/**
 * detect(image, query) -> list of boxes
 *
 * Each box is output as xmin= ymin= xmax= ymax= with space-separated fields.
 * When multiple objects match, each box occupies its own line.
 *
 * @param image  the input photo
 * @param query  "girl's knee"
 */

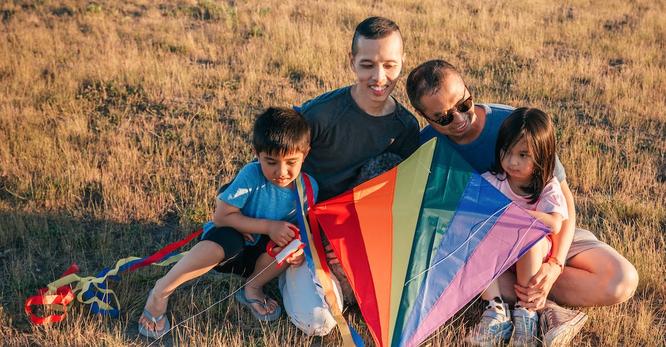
xmin=520 ymin=238 xmax=550 ymax=260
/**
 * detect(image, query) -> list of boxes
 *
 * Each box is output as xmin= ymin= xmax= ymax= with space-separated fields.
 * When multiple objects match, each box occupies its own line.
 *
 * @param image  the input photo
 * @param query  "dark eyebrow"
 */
xmin=359 ymin=59 xmax=400 ymax=64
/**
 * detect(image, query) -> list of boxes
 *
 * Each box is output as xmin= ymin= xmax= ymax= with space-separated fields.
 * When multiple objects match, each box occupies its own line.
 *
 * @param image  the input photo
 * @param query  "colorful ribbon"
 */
xmin=25 ymin=228 xmax=202 ymax=324
xmin=295 ymin=175 xmax=364 ymax=346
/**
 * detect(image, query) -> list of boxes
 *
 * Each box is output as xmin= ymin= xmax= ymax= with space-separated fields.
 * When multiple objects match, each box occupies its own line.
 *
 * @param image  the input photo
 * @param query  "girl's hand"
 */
xmin=514 ymin=261 xmax=562 ymax=310
xmin=267 ymin=221 xmax=296 ymax=246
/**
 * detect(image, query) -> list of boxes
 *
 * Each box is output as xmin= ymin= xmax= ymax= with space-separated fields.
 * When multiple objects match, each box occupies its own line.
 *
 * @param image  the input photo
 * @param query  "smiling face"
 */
xmin=349 ymin=31 xmax=404 ymax=111
xmin=500 ymin=136 xmax=535 ymax=188
xmin=417 ymin=74 xmax=478 ymax=143
xmin=257 ymin=150 xmax=307 ymax=188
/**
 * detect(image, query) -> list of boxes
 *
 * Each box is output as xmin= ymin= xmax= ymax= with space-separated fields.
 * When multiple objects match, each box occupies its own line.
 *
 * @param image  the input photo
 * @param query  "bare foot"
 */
xmin=138 ymin=289 xmax=169 ymax=333
xmin=243 ymin=285 xmax=278 ymax=315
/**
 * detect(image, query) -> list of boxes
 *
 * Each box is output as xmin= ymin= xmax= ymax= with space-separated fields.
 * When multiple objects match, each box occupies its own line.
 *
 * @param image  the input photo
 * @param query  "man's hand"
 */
xmin=267 ymin=221 xmax=296 ymax=246
xmin=514 ymin=261 xmax=562 ymax=310
xmin=325 ymin=244 xmax=339 ymax=265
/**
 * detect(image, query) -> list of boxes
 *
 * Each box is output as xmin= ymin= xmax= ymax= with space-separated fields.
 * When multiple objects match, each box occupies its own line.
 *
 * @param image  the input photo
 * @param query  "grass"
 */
xmin=0 ymin=0 xmax=664 ymax=346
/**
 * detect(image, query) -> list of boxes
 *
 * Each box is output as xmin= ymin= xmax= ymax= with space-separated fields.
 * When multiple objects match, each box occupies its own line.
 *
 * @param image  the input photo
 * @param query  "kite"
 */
xmin=310 ymin=138 xmax=550 ymax=347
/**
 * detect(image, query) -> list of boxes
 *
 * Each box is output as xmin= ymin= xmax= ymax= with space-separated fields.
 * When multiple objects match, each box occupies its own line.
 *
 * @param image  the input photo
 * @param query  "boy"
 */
xmin=138 ymin=107 xmax=317 ymax=338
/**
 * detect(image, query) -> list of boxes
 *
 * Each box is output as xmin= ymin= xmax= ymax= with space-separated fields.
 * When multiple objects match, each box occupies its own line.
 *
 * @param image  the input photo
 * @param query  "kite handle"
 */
xmin=266 ymin=226 xmax=303 ymax=265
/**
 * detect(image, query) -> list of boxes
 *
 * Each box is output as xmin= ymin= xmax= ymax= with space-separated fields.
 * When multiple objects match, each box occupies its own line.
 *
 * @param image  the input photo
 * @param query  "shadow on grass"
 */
xmin=1 ymin=209 xmax=487 ymax=346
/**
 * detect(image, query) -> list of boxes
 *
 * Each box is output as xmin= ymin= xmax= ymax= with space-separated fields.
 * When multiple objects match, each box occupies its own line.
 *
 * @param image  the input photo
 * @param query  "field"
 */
xmin=0 ymin=0 xmax=664 ymax=346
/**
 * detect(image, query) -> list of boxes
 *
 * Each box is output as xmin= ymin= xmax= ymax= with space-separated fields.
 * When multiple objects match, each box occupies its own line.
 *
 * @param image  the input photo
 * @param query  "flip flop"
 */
xmin=235 ymin=288 xmax=282 ymax=322
xmin=138 ymin=291 xmax=171 ymax=339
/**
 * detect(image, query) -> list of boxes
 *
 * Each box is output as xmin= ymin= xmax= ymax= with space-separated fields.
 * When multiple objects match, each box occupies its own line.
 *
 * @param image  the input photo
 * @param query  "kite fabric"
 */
xmin=311 ymin=138 xmax=550 ymax=347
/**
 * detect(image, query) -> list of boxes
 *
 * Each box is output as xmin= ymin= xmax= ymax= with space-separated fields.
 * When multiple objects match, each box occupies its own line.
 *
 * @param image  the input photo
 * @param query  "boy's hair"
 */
xmin=351 ymin=16 xmax=402 ymax=56
xmin=252 ymin=107 xmax=310 ymax=156
xmin=406 ymin=59 xmax=462 ymax=115
xmin=491 ymin=107 xmax=557 ymax=204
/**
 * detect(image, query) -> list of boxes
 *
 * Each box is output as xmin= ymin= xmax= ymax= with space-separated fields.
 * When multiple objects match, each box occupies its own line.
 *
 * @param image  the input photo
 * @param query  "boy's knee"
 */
xmin=289 ymin=307 xmax=337 ymax=336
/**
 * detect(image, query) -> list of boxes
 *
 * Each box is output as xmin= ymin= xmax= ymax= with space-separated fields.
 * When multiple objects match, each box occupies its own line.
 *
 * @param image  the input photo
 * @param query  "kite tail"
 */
xmin=24 ymin=228 xmax=203 ymax=325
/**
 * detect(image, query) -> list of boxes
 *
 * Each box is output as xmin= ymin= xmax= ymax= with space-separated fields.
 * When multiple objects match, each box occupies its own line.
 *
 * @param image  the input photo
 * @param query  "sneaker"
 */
xmin=465 ymin=301 xmax=513 ymax=346
xmin=540 ymin=300 xmax=588 ymax=347
xmin=512 ymin=307 xmax=539 ymax=347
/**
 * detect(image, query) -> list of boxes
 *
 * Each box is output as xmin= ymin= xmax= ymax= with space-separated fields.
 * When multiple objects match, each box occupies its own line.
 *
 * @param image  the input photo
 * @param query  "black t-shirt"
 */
xmin=300 ymin=86 xmax=420 ymax=200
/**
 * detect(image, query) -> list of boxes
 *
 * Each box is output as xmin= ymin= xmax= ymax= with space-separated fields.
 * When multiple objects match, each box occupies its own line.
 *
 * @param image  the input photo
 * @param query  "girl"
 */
xmin=466 ymin=107 xmax=568 ymax=346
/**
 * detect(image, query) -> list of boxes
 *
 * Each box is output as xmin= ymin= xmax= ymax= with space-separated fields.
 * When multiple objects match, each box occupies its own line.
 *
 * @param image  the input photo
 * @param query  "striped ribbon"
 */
xmin=295 ymin=175 xmax=364 ymax=346
xmin=25 ymin=228 xmax=202 ymax=324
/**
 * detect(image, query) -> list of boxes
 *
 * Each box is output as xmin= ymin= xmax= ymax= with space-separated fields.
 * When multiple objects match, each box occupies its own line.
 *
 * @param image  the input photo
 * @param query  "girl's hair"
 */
xmin=491 ymin=107 xmax=557 ymax=204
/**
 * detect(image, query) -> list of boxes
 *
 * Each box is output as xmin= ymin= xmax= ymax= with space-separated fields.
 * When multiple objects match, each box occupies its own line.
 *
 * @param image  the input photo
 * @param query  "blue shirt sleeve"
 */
xmin=217 ymin=163 xmax=262 ymax=209
xmin=419 ymin=125 xmax=437 ymax=145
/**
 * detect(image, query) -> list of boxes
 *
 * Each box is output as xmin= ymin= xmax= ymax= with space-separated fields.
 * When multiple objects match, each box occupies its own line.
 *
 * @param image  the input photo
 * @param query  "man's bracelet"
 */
xmin=546 ymin=256 xmax=565 ymax=273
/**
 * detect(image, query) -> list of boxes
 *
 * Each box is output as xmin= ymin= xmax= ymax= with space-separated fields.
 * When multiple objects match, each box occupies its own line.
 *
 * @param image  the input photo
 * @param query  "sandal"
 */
xmin=138 ymin=291 xmax=171 ymax=339
xmin=235 ymin=288 xmax=282 ymax=322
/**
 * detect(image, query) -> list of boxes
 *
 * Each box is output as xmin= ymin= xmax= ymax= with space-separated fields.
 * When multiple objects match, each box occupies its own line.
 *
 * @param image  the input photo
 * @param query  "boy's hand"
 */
xmin=267 ymin=221 xmax=296 ymax=246
xmin=285 ymin=249 xmax=305 ymax=267
xmin=240 ymin=232 xmax=255 ymax=243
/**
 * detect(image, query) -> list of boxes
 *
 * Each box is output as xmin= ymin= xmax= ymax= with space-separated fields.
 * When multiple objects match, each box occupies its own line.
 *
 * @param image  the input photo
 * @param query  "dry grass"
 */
xmin=0 ymin=0 xmax=664 ymax=346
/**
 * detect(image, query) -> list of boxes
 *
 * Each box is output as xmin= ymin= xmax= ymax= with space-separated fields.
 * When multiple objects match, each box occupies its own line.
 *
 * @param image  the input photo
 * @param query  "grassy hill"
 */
xmin=0 ymin=0 xmax=664 ymax=345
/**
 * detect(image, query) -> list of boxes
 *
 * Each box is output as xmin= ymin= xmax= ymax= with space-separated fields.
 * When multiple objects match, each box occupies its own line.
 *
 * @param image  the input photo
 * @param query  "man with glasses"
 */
xmin=406 ymin=60 xmax=638 ymax=346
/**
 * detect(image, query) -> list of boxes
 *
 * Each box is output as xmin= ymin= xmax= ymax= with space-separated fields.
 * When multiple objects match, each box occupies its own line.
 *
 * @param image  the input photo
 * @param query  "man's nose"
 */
xmin=372 ymin=67 xmax=386 ymax=83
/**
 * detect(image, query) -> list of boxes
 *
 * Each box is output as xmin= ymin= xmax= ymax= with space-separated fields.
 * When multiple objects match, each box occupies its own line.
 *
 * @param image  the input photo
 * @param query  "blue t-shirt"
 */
xmin=211 ymin=162 xmax=319 ymax=245
xmin=420 ymin=103 xmax=566 ymax=182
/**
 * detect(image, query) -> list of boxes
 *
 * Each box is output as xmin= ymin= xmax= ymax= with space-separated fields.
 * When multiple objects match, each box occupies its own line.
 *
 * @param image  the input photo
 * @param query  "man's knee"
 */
xmin=605 ymin=260 xmax=639 ymax=304
xmin=288 ymin=307 xmax=337 ymax=336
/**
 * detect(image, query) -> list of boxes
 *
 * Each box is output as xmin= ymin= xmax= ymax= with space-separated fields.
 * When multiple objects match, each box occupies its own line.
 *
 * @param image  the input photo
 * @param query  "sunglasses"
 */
xmin=428 ymin=93 xmax=474 ymax=126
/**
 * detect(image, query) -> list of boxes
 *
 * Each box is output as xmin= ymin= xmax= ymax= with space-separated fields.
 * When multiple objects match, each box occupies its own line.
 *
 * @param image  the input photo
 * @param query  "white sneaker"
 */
xmin=465 ymin=301 xmax=513 ymax=346
xmin=512 ymin=307 xmax=539 ymax=347
xmin=540 ymin=300 xmax=588 ymax=347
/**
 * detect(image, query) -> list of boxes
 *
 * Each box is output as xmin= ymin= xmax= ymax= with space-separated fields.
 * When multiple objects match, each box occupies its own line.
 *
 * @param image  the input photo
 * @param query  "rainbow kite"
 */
xmin=311 ymin=138 xmax=549 ymax=347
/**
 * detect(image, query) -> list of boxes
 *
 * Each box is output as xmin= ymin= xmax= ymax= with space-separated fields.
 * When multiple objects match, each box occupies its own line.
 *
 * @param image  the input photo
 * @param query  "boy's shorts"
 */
xmin=201 ymin=226 xmax=270 ymax=276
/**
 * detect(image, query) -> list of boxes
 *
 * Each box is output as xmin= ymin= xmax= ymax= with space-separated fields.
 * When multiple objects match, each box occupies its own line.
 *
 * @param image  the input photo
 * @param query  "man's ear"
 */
xmin=302 ymin=147 xmax=310 ymax=158
xmin=348 ymin=52 xmax=356 ymax=73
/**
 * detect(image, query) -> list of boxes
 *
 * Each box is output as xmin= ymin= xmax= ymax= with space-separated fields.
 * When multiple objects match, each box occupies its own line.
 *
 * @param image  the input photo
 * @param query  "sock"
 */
xmin=514 ymin=303 xmax=538 ymax=318
xmin=486 ymin=297 xmax=506 ymax=313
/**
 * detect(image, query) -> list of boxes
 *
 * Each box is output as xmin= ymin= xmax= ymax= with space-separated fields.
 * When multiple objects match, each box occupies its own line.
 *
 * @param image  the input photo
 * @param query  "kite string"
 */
xmin=415 ymin=219 xmax=541 ymax=346
xmin=404 ymin=203 xmax=511 ymax=286
xmin=146 ymin=256 xmax=276 ymax=347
